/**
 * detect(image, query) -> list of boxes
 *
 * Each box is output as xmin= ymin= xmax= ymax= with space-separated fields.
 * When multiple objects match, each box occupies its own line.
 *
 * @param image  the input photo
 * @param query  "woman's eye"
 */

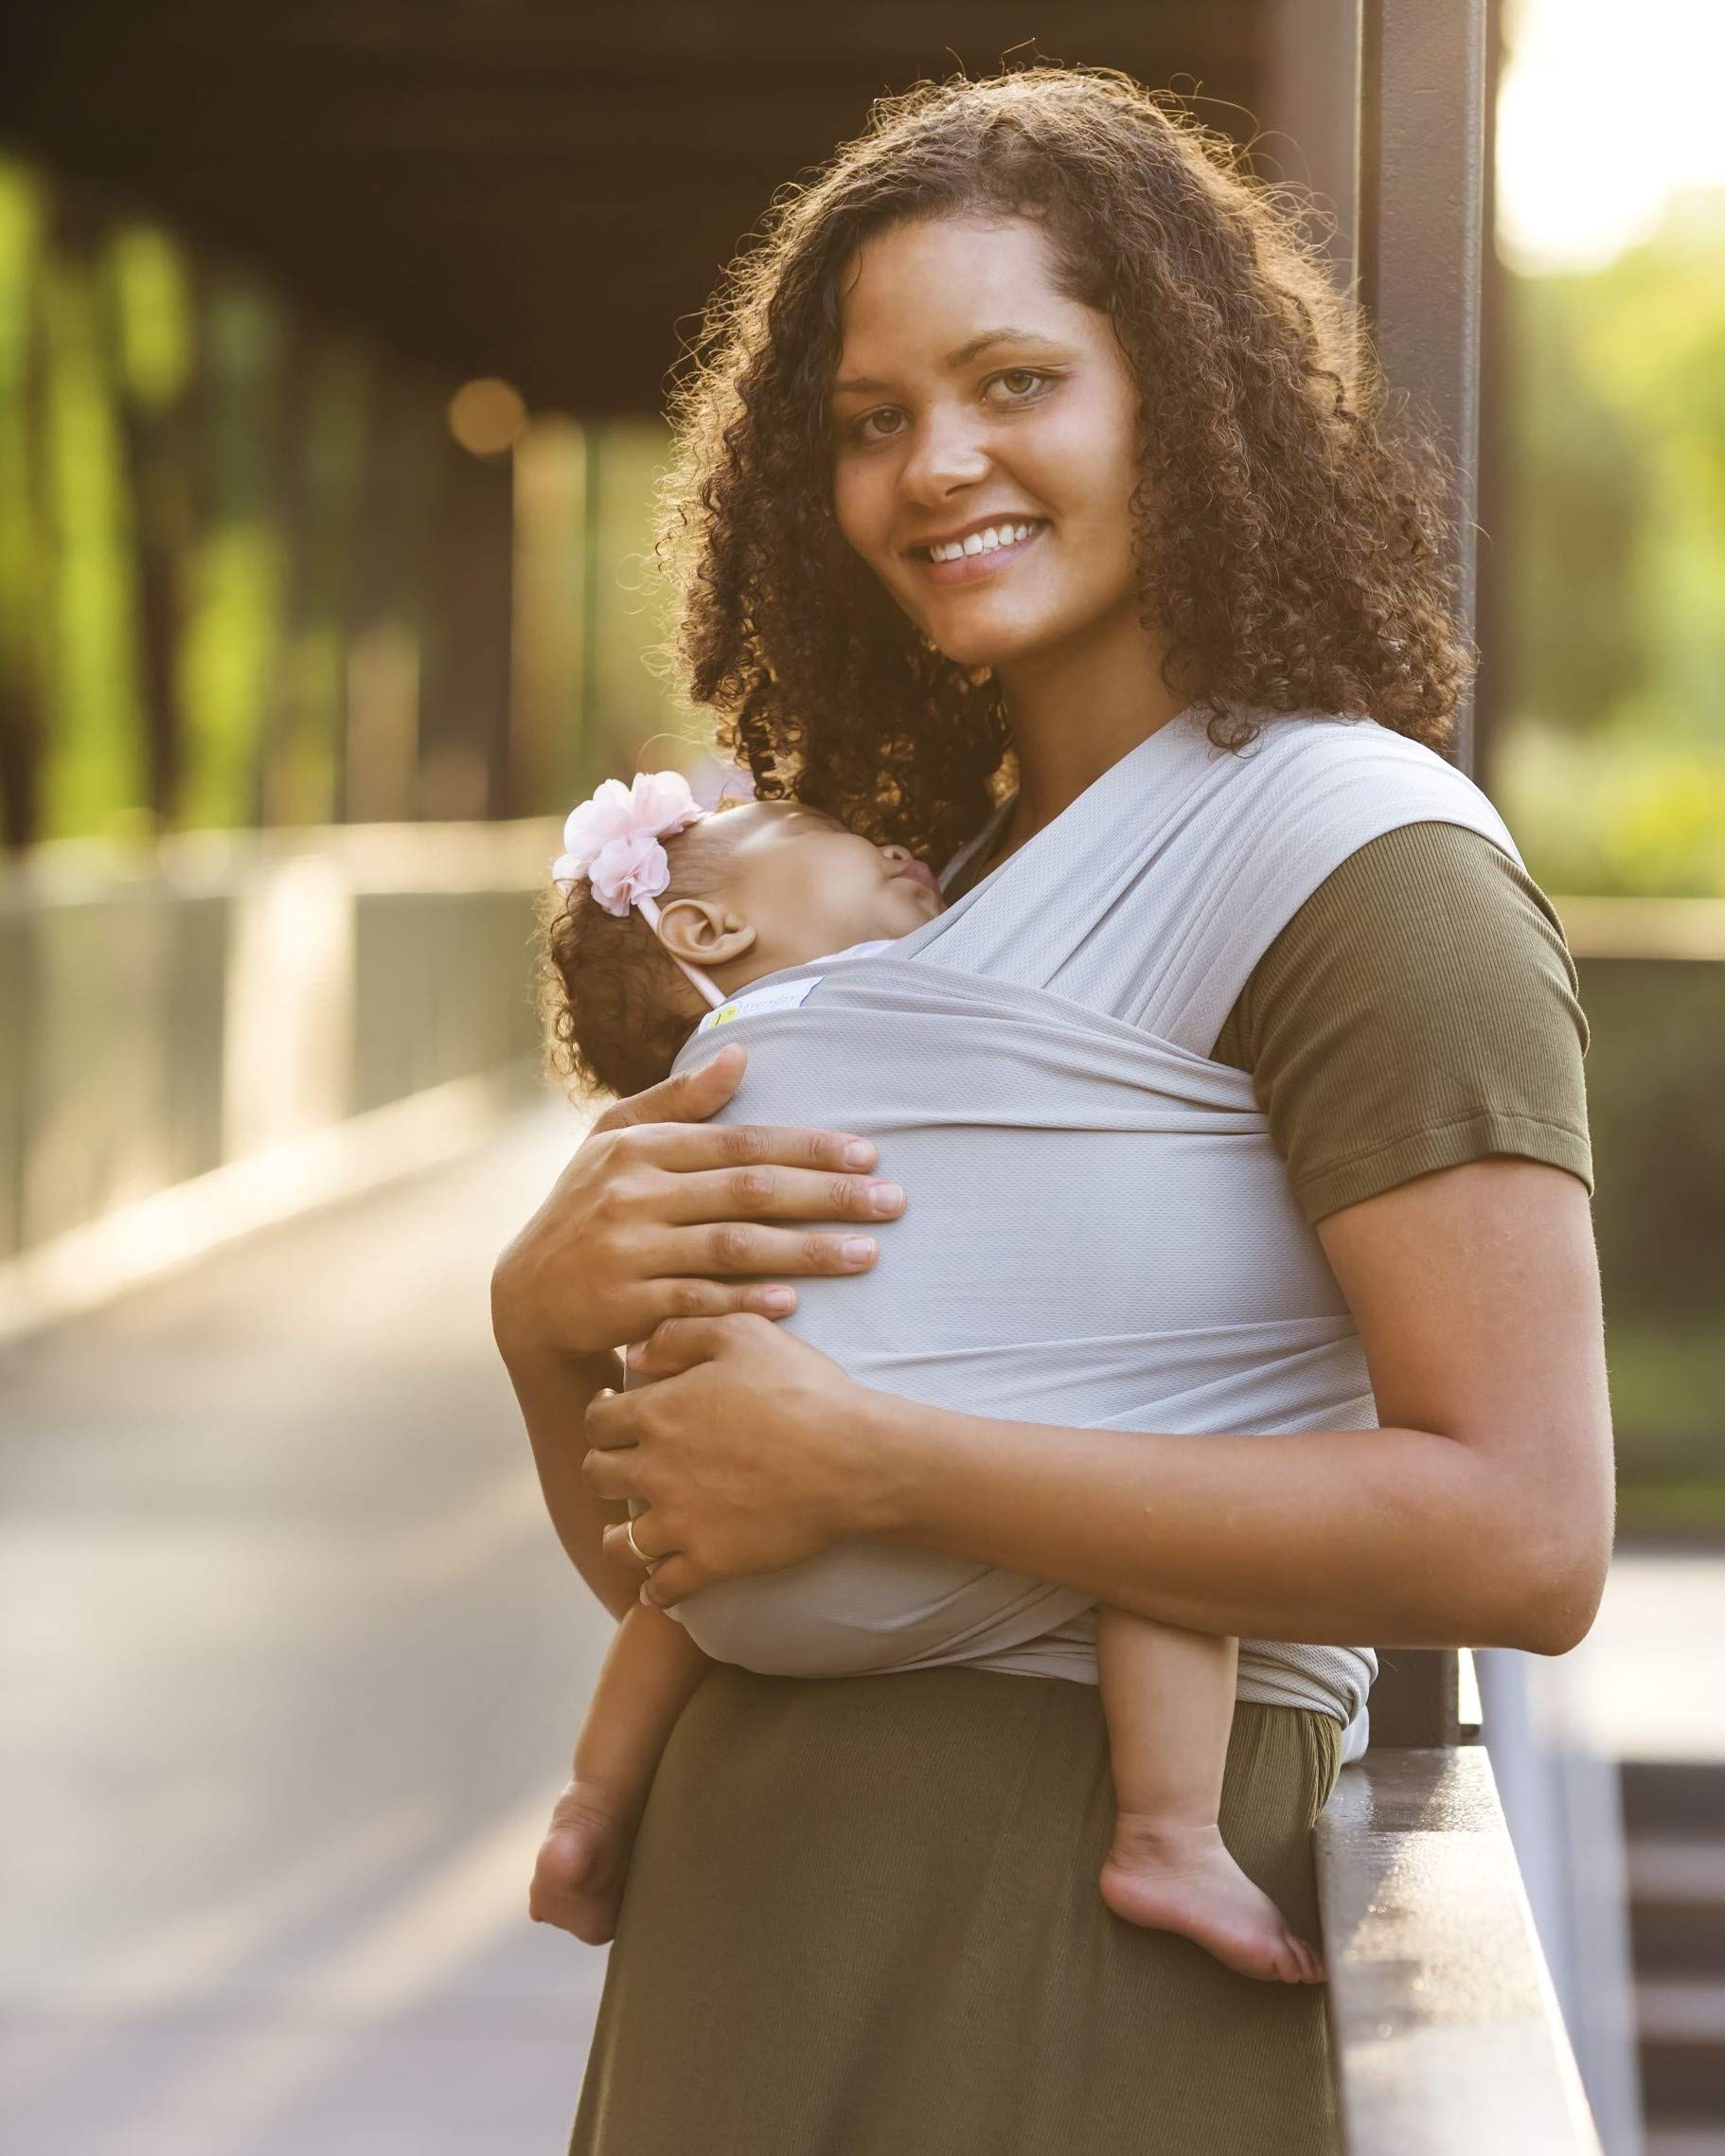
xmin=845 ymin=370 xmax=1050 ymax=445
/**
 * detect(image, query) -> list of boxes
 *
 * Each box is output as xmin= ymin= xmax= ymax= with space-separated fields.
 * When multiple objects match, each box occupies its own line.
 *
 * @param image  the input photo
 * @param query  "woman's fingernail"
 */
xmin=762 ymin=1287 xmax=794 ymax=1311
xmin=842 ymin=1140 xmax=876 ymax=1167
xmin=841 ymin=1237 xmax=877 ymax=1266
xmin=625 ymin=1341 xmax=646 ymax=1364
xmin=868 ymin=1181 xmax=904 ymax=1215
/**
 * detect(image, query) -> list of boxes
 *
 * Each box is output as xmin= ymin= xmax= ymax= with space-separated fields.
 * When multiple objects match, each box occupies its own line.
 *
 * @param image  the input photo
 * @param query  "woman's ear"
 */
xmin=654 ymin=896 xmax=756 ymax=968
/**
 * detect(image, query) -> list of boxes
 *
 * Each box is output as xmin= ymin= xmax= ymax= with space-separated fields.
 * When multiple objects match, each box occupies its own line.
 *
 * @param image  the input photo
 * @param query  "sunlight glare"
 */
xmin=1498 ymin=0 xmax=1725 ymax=272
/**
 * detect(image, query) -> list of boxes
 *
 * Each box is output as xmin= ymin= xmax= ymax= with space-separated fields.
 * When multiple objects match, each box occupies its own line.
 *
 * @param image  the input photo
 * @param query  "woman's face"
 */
xmin=828 ymin=214 xmax=1144 ymax=673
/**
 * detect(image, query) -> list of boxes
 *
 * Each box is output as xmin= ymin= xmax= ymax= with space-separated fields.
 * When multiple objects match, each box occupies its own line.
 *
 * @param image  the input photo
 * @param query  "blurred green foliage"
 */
xmin=0 ymin=151 xmax=681 ymax=846
xmin=1499 ymin=202 xmax=1725 ymax=894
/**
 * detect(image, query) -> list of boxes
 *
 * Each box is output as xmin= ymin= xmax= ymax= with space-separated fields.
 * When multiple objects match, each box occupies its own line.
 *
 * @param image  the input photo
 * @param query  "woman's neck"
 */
xmin=991 ymin=615 xmax=1193 ymax=853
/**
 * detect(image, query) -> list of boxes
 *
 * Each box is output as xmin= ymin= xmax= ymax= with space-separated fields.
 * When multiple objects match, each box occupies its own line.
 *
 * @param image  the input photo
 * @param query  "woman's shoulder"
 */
xmin=1212 ymin=815 xmax=1592 ymax=1225
xmin=1218 ymin=711 xmax=1519 ymax=863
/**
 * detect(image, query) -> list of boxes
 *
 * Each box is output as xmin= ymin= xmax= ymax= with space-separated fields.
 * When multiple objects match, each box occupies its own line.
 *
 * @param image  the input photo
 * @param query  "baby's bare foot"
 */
xmin=528 ymin=1780 xmax=638 ymax=1945
xmin=1099 ymin=1815 xmax=1325 ymax=1985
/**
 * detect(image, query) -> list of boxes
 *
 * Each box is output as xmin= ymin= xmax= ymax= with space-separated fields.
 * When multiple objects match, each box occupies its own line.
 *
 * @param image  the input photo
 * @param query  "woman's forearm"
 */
xmin=856 ymin=1392 xmax=1573 ymax=1653
xmin=842 ymin=1167 xmax=1612 ymax=1660
xmin=505 ymin=1342 xmax=640 ymax=1619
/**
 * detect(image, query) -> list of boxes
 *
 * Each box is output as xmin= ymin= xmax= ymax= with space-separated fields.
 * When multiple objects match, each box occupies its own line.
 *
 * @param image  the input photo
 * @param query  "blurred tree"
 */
xmin=109 ymin=219 xmax=197 ymax=829
xmin=0 ymin=159 xmax=48 ymax=847
xmin=180 ymin=277 xmax=285 ymax=830
xmin=1499 ymin=200 xmax=1725 ymax=896
xmin=1505 ymin=269 xmax=1647 ymax=733
xmin=39 ymin=187 xmax=145 ymax=840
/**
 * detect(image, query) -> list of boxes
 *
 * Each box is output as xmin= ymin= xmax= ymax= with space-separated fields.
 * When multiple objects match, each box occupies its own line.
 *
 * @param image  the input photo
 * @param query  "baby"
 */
xmin=529 ymin=768 xmax=1324 ymax=1987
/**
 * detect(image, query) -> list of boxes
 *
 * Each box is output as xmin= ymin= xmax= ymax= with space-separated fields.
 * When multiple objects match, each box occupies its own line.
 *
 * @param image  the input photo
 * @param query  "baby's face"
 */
xmin=711 ymin=801 xmax=945 ymax=965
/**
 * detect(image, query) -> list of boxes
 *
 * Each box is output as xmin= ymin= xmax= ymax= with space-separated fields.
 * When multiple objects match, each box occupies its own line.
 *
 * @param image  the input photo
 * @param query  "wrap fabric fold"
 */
xmin=636 ymin=706 xmax=1523 ymax=1758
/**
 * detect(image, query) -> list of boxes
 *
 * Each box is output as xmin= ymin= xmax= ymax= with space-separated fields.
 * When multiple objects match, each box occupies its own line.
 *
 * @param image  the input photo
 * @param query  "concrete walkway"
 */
xmin=1 ymin=1088 xmax=1716 ymax=2152
xmin=0 ymin=1093 xmax=609 ymax=2156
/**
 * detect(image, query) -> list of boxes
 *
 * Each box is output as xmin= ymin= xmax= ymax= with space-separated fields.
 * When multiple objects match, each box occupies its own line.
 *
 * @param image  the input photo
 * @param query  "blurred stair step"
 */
xmin=1632 ymin=1841 xmax=1725 ymax=1906
xmin=1638 ymin=1978 xmax=1725 ymax=2115
xmin=1622 ymin=1762 xmax=1725 ymax=1839
xmin=1630 ymin=1839 xmax=1725 ymax=1971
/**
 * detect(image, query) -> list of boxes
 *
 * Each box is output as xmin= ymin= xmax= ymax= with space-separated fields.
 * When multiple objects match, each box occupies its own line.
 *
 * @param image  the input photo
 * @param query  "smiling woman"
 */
xmin=493 ymin=64 xmax=1609 ymax=2156
xmin=650 ymin=67 xmax=1473 ymax=880
xmin=826 ymin=227 xmax=1157 ymax=693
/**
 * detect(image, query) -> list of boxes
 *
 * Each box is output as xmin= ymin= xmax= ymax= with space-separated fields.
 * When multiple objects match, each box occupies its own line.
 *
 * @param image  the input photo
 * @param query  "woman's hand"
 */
xmin=490 ymin=1041 xmax=907 ymax=1365
xmin=583 ymin=1313 xmax=888 ymax=1605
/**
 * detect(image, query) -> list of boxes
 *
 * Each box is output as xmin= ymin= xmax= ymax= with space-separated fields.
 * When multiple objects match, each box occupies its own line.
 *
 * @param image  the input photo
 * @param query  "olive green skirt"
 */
xmin=571 ymin=1662 xmax=1343 ymax=2155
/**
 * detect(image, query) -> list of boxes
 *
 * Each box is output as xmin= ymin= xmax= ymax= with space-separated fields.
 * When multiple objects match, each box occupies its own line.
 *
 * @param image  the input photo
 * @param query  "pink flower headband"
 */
xmin=552 ymin=769 xmax=728 ymax=1009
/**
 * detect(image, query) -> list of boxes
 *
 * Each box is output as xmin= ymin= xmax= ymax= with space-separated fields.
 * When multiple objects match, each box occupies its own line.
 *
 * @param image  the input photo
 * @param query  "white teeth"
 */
xmin=927 ymin=521 xmax=1039 ymax=563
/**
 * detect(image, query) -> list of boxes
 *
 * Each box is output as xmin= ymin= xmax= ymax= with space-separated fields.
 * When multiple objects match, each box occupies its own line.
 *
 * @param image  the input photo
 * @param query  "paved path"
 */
xmin=0 ymin=1094 xmax=608 ymax=2156
xmin=1 ymin=1089 xmax=1717 ymax=2152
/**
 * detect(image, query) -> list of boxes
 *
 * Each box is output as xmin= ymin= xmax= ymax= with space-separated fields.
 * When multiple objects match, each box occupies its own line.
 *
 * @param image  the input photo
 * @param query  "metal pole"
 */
xmin=1342 ymin=0 xmax=1491 ymax=1749
xmin=1357 ymin=0 xmax=1489 ymax=776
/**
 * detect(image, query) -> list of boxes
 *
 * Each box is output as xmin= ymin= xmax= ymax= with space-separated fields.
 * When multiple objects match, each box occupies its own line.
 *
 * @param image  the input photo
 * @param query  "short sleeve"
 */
xmin=1209 ymin=821 xmax=1593 ymax=1224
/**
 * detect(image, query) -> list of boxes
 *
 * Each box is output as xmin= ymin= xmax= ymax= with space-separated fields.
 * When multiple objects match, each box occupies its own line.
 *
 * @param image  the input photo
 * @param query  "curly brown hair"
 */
xmin=652 ymin=63 xmax=1475 ymax=875
xmin=539 ymin=806 xmax=749 ymax=1100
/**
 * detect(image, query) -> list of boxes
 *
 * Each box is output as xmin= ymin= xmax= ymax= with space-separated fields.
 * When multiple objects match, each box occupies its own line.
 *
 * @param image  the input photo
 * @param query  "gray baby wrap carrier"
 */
xmin=646 ymin=708 xmax=1521 ymax=1759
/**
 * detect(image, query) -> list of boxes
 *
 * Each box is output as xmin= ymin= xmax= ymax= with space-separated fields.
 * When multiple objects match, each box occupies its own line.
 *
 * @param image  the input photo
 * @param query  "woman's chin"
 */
xmin=921 ymin=614 xmax=1060 ymax=673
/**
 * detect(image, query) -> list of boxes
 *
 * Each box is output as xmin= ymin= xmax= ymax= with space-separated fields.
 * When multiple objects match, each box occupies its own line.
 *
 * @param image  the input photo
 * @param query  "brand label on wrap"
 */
xmin=695 ymin=974 xmax=825 ymax=1034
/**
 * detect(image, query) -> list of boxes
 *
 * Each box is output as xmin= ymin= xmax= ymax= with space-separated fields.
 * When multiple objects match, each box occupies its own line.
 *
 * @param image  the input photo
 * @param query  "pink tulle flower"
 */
xmin=551 ymin=769 xmax=707 ymax=918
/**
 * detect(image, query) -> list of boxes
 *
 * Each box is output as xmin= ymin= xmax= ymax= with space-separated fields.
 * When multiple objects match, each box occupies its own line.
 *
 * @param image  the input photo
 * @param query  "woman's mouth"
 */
xmin=910 ymin=519 xmax=1048 ymax=587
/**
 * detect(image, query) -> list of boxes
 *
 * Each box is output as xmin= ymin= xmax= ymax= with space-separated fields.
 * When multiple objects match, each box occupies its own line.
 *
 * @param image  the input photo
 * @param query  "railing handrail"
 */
xmin=0 ymin=815 xmax=561 ymax=909
xmin=1318 ymin=1740 xmax=1605 ymax=2154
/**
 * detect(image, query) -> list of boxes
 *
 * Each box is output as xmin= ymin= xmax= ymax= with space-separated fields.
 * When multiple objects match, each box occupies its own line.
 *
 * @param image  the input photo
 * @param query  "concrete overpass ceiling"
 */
xmin=0 ymin=1 xmax=1267 ymax=413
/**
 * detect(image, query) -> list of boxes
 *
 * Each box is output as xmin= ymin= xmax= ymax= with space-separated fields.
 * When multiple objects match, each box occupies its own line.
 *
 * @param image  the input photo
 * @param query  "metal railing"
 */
xmin=0 ymin=818 xmax=554 ymax=1332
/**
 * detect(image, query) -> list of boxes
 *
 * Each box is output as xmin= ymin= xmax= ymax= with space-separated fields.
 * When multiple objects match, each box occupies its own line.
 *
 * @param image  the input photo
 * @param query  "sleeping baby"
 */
xmin=526 ymin=766 xmax=1326 ymax=1987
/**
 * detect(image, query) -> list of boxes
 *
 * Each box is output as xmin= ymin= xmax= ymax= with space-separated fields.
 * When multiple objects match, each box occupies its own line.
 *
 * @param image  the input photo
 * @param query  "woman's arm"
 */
xmin=592 ymin=1157 xmax=1614 ymax=1655
xmin=505 ymin=1342 xmax=638 ymax=1617
xmin=491 ymin=1039 xmax=907 ymax=1607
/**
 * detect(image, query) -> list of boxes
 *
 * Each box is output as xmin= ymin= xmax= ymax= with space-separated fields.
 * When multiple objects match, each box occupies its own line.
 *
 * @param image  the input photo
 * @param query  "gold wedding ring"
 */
xmin=624 ymin=1515 xmax=651 ymax=1566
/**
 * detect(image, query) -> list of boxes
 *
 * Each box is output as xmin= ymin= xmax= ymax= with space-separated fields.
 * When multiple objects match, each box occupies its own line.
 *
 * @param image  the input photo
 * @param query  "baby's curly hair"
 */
xmin=652 ymin=64 xmax=1475 ymax=875
xmin=539 ymin=804 xmax=749 ymax=1101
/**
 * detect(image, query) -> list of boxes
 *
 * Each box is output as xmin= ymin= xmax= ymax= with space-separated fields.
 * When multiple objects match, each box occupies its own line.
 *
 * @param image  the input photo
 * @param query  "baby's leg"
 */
xmin=529 ymin=1603 xmax=711 ymax=1945
xmin=1095 ymin=1608 xmax=1325 ymax=1985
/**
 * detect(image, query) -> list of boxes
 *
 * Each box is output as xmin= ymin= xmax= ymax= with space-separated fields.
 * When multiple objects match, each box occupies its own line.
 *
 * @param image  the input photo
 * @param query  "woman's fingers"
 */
xmin=637 ymin=1555 xmax=698 ymax=1608
xmin=626 ymin=1312 xmax=756 ymax=1377
xmin=610 ymin=1114 xmax=882 ymax=1180
xmin=591 ymin=1041 xmax=750 ymax=1134
xmin=647 ymin=1219 xmax=888 ymax=1287
xmin=600 ymin=1517 xmax=673 ymax=1568
xmin=653 ymin=1161 xmax=905 ymax=1230
xmin=583 ymin=1444 xmax=641 ymax=1501
xmin=647 ymin=1275 xmax=803 ymax=1322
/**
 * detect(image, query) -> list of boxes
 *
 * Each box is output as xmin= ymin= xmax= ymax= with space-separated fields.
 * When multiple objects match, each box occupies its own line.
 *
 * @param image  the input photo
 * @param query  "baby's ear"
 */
xmin=655 ymin=896 xmax=756 ymax=967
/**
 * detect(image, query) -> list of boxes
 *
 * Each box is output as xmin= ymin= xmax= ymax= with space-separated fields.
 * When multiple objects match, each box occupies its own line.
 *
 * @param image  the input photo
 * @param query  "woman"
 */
xmin=494 ymin=69 xmax=1612 ymax=2154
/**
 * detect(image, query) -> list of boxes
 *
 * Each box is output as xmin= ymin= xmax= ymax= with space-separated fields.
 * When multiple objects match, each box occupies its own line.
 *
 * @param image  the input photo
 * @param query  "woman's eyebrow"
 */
xmin=830 ymin=328 xmax=1063 ymax=401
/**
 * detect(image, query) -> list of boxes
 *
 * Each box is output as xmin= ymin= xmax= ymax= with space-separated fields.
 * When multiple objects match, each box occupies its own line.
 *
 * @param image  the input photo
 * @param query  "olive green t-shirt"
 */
xmin=945 ymin=814 xmax=1592 ymax=1225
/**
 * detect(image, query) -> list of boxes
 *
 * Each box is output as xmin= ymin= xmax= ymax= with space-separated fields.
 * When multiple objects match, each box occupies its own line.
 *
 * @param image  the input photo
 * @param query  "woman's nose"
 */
xmin=898 ymin=409 xmax=990 ymax=499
